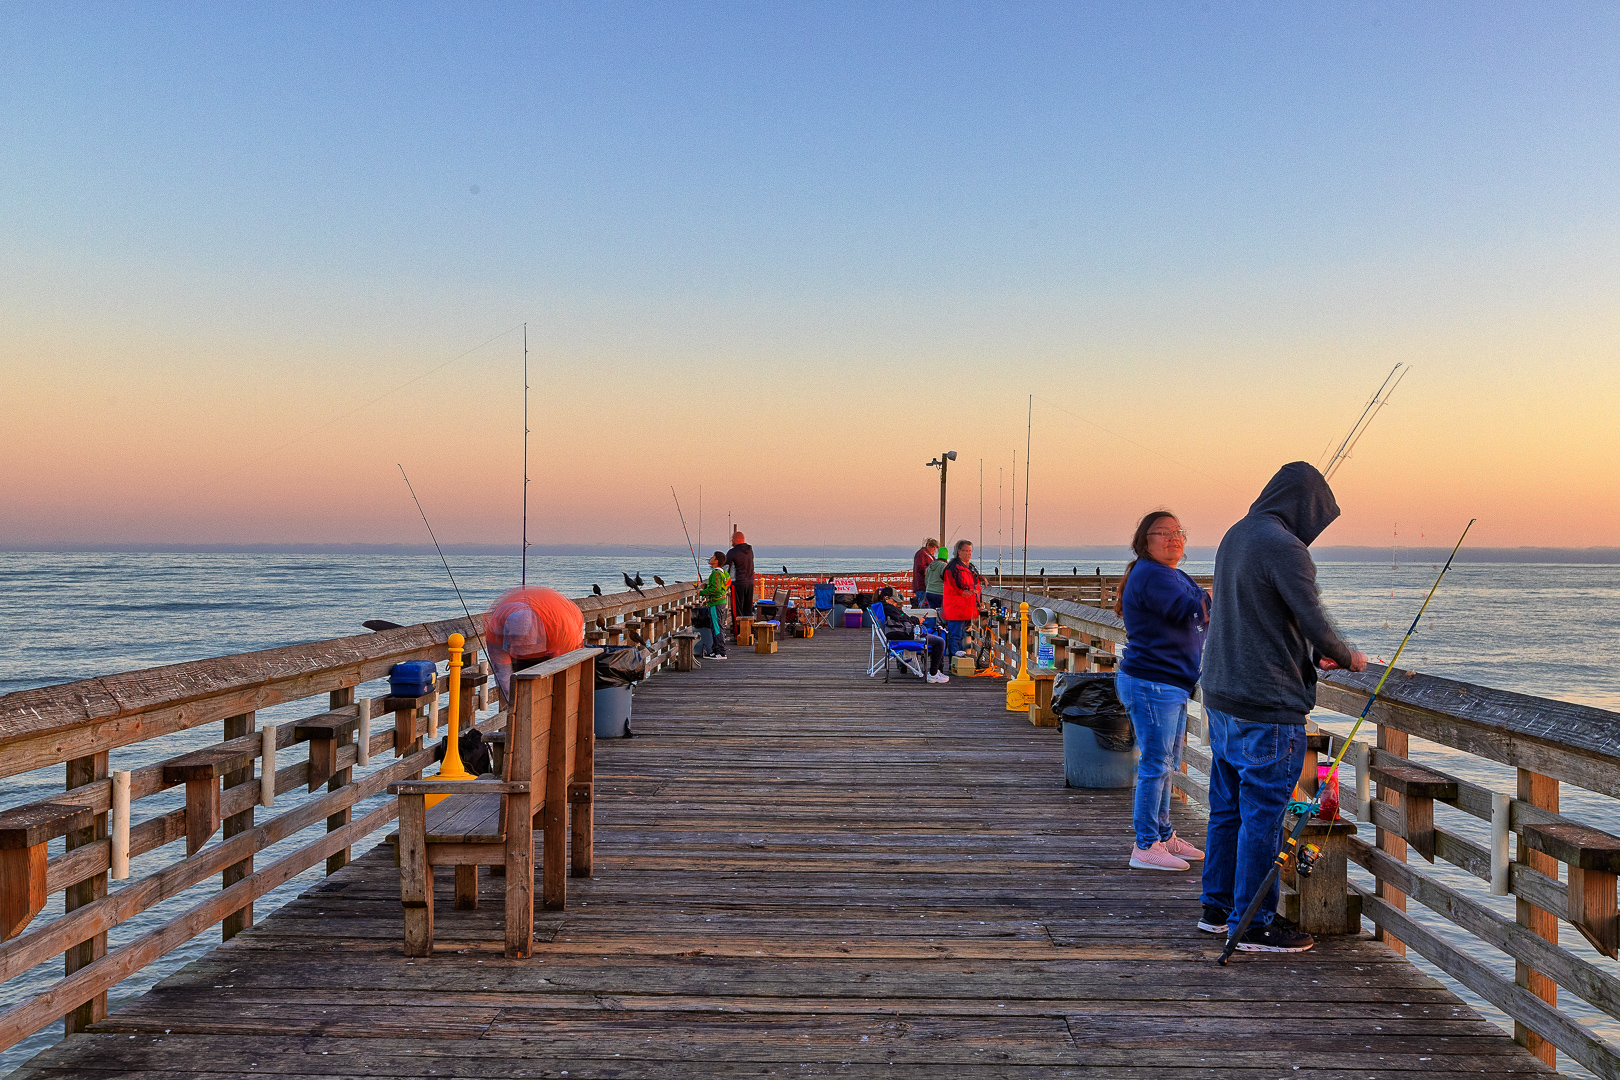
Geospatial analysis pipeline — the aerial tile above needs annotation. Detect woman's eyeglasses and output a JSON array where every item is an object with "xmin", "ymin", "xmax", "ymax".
[{"xmin": 1148, "ymin": 529, "xmax": 1189, "ymax": 541}]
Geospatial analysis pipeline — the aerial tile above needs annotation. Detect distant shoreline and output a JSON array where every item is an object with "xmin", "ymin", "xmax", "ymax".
[{"xmin": 4, "ymin": 543, "xmax": 1619, "ymax": 564}]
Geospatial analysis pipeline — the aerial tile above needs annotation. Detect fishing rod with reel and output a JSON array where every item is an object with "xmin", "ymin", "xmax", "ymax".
[{"xmin": 1218, "ymin": 517, "xmax": 1475, "ymax": 964}]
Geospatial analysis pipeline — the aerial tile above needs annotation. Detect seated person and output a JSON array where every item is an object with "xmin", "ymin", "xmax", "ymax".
[{"xmin": 876, "ymin": 587, "xmax": 949, "ymax": 684}]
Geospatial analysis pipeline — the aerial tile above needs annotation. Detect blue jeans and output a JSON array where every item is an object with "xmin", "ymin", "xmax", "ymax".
[
  {"xmin": 1200, "ymin": 707, "xmax": 1307, "ymax": 930},
  {"xmin": 708, "ymin": 605, "xmax": 727, "ymax": 656},
  {"xmin": 944, "ymin": 619, "xmax": 968, "ymax": 657},
  {"xmin": 1115, "ymin": 672, "xmax": 1188, "ymax": 849}
]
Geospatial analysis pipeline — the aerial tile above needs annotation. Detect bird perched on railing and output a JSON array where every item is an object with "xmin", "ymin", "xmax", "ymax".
[
  {"xmin": 633, "ymin": 572, "xmax": 645, "ymax": 587},
  {"xmin": 592, "ymin": 584, "xmax": 602, "ymax": 596},
  {"xmin": 622, "ymin": 572, "xmax": 645, "ymax": 597},
  {"xmin": 782, "ymin": 565, "xmax": 789, "ymax": 574},
  {"xmin": 654, "ymin": 576, "xmax": 665, "ymax": 586}
]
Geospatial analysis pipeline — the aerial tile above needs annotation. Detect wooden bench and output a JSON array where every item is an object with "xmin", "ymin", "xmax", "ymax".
[{"xmin": 388, "ymin": 645, "xmax": 599, "ymax": 959}]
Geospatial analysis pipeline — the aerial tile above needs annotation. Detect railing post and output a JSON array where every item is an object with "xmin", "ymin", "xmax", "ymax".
[
  {"xmin": 222, "ymin": 711, "xmax": 256, "ymax": 940},
  {"xmin": 326, "ymin": 687, "xmax": 354, "ymax": 874},
  {"xmin": 1373, "ymin": 725, "xmax": 1409, "ymax": 954},
  {"xmin": 1515, "ymin": 768, "xmax": 1559, "ymax": 1068},
  {"xmin": 63, "ymin": 750, "xmax": 109, "ymax": 1035}
]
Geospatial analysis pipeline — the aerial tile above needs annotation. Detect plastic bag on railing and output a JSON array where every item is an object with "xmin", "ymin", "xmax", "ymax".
[
  {"xmin": 1053, "ymin": 672, "xmax": 1134, "ymax": 752},
  {"xmin": 485, "ymin": 586, "xmax": 585, "ymax": 697}
]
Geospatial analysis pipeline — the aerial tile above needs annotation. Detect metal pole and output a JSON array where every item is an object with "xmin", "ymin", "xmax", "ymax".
[{"xmin": 938, "ymin": 453, "xmax": 948, "ymax": 548}]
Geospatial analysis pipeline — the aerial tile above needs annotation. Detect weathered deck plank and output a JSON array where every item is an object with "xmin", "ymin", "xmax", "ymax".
[{"xmin": 11, "ymin": 630, "xmax": 1558, "ymax": 1077}]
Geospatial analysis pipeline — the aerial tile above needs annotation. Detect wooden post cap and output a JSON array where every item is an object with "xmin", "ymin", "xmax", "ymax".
[
  {"xmin": 0, "ymin": 803, "xmax": 95, "ymax": 849},
  {"xmin": 1523, "ymin": 821, "xmax": 1620, "ymax": 873}
]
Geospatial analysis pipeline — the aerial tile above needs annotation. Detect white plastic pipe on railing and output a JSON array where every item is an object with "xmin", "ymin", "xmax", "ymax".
[
  {"xmin": 110, "ymin": 770, "xmax": 131, "ymax": 880},
  {"xmin": 260, "ymin": 724, "xmax": 277, "ymax": 807},
  {"xmin": 356, "ymin": 697, "xmax": 371, "ymax": 767},
  {"xmin": 1354, "ymin": 741, "xmax": 1371, "ymax": 822},
  {"xmin": 428, "ymin": 690, "xmax": 440, "ymax": 740},
  {"xmin": 1491, "ymin": 791, "xmax": 1512, "ymax": 896}
]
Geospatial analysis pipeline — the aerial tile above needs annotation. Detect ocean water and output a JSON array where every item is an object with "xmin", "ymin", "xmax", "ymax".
[{"xmin": 1, "ymin": 551, "xmax": 1618, "ymax": 1074}]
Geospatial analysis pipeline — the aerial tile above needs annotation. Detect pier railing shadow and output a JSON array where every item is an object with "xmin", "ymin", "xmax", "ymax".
[
  {"xmin": 986, "ymin": 583, "xmax": 1620, "ymax": 1078},
  {"xmin": 0, "ymin": 582, "xmax": 701, "ymax": 1055}
]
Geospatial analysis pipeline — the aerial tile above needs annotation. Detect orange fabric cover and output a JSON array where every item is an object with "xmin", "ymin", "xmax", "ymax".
[{"xmin": 485, "ymin": 586, "xmax": 585, "ymax": 663}]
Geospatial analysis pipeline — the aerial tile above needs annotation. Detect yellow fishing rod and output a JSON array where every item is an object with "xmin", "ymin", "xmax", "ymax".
[{"xmin": 1219, "ymin": 517, "xmax": 1475, "ymax": 964}]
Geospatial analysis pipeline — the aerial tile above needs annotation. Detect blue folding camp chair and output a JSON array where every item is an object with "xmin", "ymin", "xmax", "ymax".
[
  {"xmin": 806, "ymin": 583, "xmax": 836, "ymax": 630},
  {"xmin": 866, "ymin": 606, "xmax": 928, "ymax": 682}
]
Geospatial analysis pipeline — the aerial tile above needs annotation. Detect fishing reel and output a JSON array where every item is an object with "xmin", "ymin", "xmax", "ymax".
[{"xmin": 1295, "ymin": 843, "xmax": 1322, "ymax": 879}]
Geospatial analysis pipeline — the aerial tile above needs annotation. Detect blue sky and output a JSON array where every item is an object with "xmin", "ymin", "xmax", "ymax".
[{"xmin": 3, "ymin": 3, "xmax": 1618, "ymax": 548}]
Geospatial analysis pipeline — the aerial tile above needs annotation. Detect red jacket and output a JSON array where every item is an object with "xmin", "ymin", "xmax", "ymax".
[
  {"xmin": 911, "ymin": 547, "xmax": 934, "ymax": 593},
  {"xmin": 941, "ymin": 558, "xmax": 981, "ymax": 620}
]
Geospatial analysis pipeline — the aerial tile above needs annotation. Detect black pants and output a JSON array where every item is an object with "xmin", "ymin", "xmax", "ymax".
[{"xmin": 734, "ymin": 582, "xmax": 754, "ymax": 617}]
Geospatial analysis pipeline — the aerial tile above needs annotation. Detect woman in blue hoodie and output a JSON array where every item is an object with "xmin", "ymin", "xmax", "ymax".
[{"xmin": 1116, "ymin": 511, "xmax": 1211, "ymax": 872}]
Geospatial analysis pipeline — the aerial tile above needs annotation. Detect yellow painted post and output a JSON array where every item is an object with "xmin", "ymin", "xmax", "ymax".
[
  {"xmin": 427, "ymin": 632, "xmax": 474, "ymax": 808},
  {"xmin": 1005, "ymin": 602, "xmax": 1035, "ymax": 711}
]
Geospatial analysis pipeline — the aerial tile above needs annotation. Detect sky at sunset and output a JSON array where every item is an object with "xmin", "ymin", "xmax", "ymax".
[{"xmin": 4, "ymin": 3, "xmax": 1617, "ymax": 553}]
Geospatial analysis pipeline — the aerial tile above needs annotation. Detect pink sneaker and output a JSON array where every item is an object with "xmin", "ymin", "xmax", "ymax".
[
  {"xmin": 1163, "ymin": 833, "xmax": 1205, "ymax": 861},
  {"xmin": 1129, "ymin": 841, "xmax": 1191, "ymax": 872}
]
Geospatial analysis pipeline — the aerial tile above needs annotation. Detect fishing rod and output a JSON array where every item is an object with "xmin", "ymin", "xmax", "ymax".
[
  {"xmin": 399, "ymin": 464, "xmax": 504, "ymax": 706},
  {"xmin": 670, "ymin": 486, "xmax": 704, "ymax": 580},
  {"xmin": 1022, "ymin": 394, "xmax": 1032, "ymax": 579},
  {"xmin": 521, "ymin": 324, "xmax": 530, "ymax": 588},
  {"xmin": 1321, "ymin": 364, "xmax": 1409, "ymax": 482},
  {"xmin": 1219, "ymin": 517, "xmax": 1475, "ymax": 963}
]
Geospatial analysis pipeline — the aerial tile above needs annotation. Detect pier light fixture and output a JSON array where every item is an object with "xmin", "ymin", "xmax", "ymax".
[{"xmin": 925, "ymin": 451, "xmax": 957, "ymax": 551}]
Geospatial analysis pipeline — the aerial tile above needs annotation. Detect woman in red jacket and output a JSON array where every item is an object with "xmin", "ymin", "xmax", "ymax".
[{"xmin": 941, "ymin": 539, "xmax": 982, "ymax": 659}]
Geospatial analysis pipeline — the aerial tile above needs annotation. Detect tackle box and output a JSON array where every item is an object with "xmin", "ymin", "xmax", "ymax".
[{"xmin": 389, "ymin": 661, "xmax": 438, "ymax": 698}]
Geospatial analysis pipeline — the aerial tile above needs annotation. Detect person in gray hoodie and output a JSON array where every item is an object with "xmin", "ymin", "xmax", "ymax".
[{"xmin": 1198, "ymin": 462, "xmax": 1367, "ymax": 954}]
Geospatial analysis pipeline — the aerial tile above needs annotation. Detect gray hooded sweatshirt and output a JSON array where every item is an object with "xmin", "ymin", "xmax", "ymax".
[{"xmin": 1202, "ymin": 462, "xmax": 1355, "ymax": 726}]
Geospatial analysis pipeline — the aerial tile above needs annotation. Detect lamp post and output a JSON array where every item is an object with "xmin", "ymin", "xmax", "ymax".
[{"xmin": 926, "ymin": 451, "xmax": 957, "ymax": 547}]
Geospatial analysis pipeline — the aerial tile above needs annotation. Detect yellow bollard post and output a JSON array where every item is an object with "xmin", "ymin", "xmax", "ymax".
[
  {"xmin": 427, "ymin": 632, "xmax": 474, "ymax": 808},
  {"xmin": 1005, "ymin": 602, "xmax": 1035, "ymax": 711}
]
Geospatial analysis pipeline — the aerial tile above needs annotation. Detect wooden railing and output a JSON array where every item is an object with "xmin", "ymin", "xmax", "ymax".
[
  {"xmin": 986, "ymin": 585, "xmax": 1620, "ymax": 1077},
  {"xmin": 0, "ymin": 582, "xmax": 702, "ymax": 1053}
]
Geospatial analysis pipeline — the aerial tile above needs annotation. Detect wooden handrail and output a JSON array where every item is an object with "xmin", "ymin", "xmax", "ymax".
[
  {"xmin": 0, "ymin": 583, "xmax": 697, "ymax": 1052},
  {"xmin": 994, "ymin": 578, "xmax": 1620, "ymax": 1075}
]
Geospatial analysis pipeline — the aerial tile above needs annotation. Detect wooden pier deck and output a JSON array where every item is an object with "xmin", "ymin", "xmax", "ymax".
[{"xmin": 14, "ymin": 629, "xmax": 1556, "ymax": 1078}]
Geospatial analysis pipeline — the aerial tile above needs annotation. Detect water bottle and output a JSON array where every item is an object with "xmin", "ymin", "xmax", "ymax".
[{"xmin": 1317, "ymin": 764, "xmax": 1341, "ymax": 822}]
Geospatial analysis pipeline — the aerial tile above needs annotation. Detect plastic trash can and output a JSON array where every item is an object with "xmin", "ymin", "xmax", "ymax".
[
  {"xmin": 595, "ymin": 686, "xmax": 632, "ymax": 738},
  {"xmin": 1062, "ymin": 720, "xmax": 1137, "ymax": 788},
  {"xmin": 831, "ymin": 603, "xmax": 846, "ymax": 627}
]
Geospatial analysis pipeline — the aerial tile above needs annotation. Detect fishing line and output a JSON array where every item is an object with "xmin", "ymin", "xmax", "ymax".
[
  {"xmin": 398, "ymin": 464, "xmax": 502, "ymax": 706},
  {"xmin": 670, "ymin": 487, "xmax": 704, "ymax": 580},
  {"xmin": 1218, "ymin": 517, "xmax": 1474, "ymax": 964},
  {"xmin": 223, "ymin": 324, "xmax": 525, "ymax": 481},
  {"xmin": 1033, "ymin": 395, "xmax": 1241, "ymax": 494}
]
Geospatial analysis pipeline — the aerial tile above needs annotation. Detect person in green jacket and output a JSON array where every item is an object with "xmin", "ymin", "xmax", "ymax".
[
  {"xmin": 699, "ymin": 552, "xmax": 731, "ymax": 659},
  {"xmin": 923, "ymin": 552, "xmax": 948, "ymax": 611}
]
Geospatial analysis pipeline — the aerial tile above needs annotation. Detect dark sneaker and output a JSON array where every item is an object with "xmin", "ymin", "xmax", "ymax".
[
  {"xmin": 1234, "ymin": 920, "xmax": 1315, "ymax": 953},
  {"xmin": 1197, "ymin": 904, "xmax": 1229, "ymax": 934}
]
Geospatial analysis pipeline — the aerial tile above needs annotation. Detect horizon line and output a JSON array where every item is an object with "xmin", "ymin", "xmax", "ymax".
[{"xmin": 5, "ymin": 542, "xmax": 1620, "ymax": 564}]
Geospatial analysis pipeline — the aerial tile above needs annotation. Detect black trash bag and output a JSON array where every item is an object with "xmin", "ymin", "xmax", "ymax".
[
  {"xmin": 595, "ymin": 645, "xmax": 651, "ymax": 690},
  {"xmin": 433, "ymin": 726, "xmax": 494, "ymax": 776},
  {"xmin": 1053, "ymin": 672, "xmax": 1134, "ymax": 753}
]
